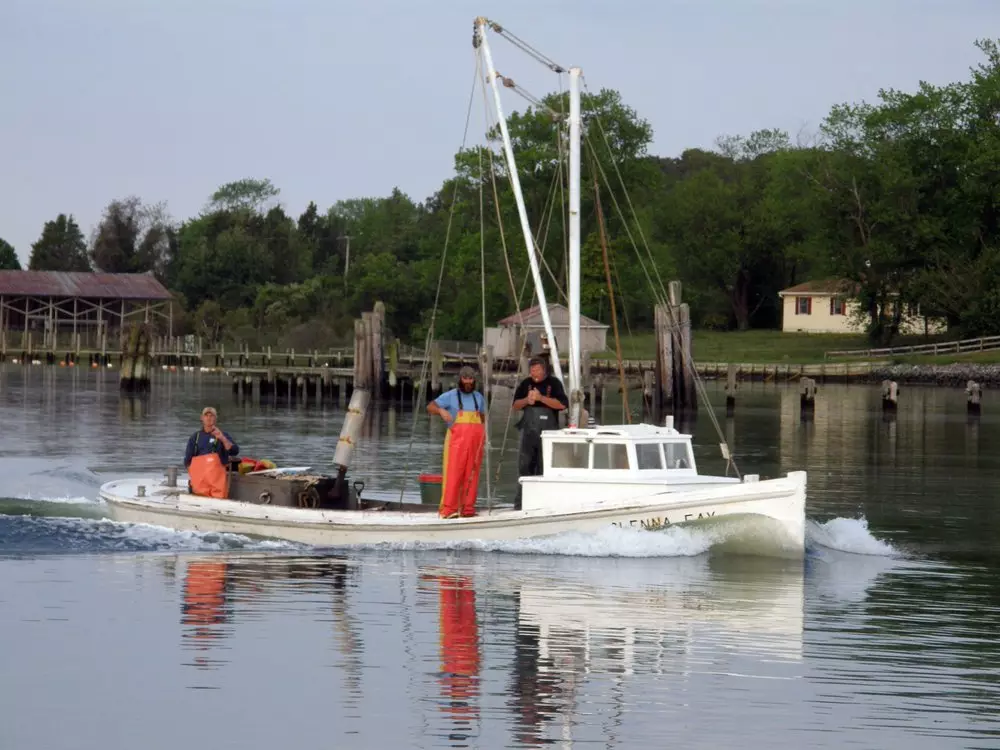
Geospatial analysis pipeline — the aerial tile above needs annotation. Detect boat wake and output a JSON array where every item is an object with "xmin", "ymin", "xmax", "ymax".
[
  {"xmin": 0, "ymin": 456, "xmax": 104, "ymax": 506},
  {"xmin": 805, "ymin": 516, "xmax": 898, "ymax": 556},
  {"xmin": 308, "ymin": 514, "xmax": 900, "ymax": 559},
  {"xmin": 0, "ymin": 514, "xmax": 303, "ymax": 557}
]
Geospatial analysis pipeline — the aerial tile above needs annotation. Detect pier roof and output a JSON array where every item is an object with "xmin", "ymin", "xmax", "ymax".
[{"xmin": 0, "ymin": 271, "xmax": 172, "ymax": 300}]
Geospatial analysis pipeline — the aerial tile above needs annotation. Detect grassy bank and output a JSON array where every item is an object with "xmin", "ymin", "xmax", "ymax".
[{"xmin": 595, "ymin": 330, "xmax": 963, "ymax": 365}]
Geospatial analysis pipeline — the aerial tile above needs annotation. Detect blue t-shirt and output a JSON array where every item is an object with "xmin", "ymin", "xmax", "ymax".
[{"xmin": 434, "ymin": 388, "xmax": 485, "ymax": 427}]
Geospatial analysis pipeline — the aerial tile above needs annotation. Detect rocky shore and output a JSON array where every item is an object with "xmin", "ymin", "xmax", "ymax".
[{"xmin": 867, "ymin": 363, "xmax": 999, "ymax": 388}]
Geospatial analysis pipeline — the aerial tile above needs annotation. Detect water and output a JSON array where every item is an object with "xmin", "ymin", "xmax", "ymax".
[{"xmin": 2, "ymin": 365, "xmax": 1000, "ymax": 748}]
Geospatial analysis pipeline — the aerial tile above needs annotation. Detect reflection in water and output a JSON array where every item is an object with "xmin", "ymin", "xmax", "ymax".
[
  {"xmin": 509, "ymin": 611, "xmax": 583, "ymax": 747},
  {"xmin": 498, "ymin": 554, "xmax": 808, "ymax": 746},
  {"xmin": 8, "ymin": 368, "xmax": 1000, "ymax": 747},
  {"xmin": 177, "ymin": 554, "xmax": 356, "ymax": 680},
  {"xmin": 420, "ymin": 573, "xmax": 481, "ymax": 742},
  {"xmin": 181, "ymin": 560, "xmax": 230, "ymax": 672}
]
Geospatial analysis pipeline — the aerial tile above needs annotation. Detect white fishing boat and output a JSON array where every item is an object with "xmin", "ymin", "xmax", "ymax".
[{"xmin": 99, "ymin": 18, "xmax": 807, "ymax": 557}]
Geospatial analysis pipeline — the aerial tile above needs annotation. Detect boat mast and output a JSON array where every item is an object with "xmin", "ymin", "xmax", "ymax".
[
  {"xmin": 474, "ymin": 18, "xmax": 564, "ymax": 385},
  {"xmin": 567, "ymin": 66, "xmax": 583, "ymax": 428}
]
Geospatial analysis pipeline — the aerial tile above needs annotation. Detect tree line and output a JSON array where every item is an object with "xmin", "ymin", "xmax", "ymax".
[{"xmin": 3, "ymin": 38, "xmax": 999, "ymax": 348}]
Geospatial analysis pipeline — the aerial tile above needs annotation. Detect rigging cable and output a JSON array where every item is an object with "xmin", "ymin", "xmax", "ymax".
[
  {"xmin": 395, "ymin": 54, "xmax": 482, "ymax": 506},
  {"xmin": 477, "ymin": 103, "xmax": 493, "ymax": 511},
  {"xmin": 581, "ymin": 76, "xmax": 740, "ymax": 476}
]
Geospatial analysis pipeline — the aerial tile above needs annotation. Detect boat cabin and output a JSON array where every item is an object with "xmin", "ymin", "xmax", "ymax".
[{"xmin": 539, "ymin": 420, "xmax": 698, "ymax": 480}]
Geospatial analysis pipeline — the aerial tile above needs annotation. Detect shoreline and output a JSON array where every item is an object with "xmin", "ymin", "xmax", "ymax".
[
  {"xmin": 0, "ymin": 359, "xmax": 993, "ymax": 390},
  {"xmin": 693, "ymin": 361, "xmax": 997, "ymax": 388}
]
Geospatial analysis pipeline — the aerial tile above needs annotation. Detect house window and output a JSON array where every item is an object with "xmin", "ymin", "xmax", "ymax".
[
  {"xmin": 551, "ymin": 442, "xmax": 589, "ymax": 469},
  {"xmin": 636, "ymin": 443, "xmax": 663, "ymax": 470},
  {"xmin": 906, "ymin": 302, "xmax": 920, "ymax": 317},
  {"xmin": 830, "ymin": 298, "xmax": 846, "ymax": 316},
  {"xmin": 593, "ymin": 442, "xmax": 630, "ymax": 470},
  {"xmin": 796, "ymin": 297, "xmax": 812, "ymax": 315}
]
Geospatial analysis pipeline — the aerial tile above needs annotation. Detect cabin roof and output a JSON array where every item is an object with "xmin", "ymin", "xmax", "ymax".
[
  {"xmin": 542, "ymin": 424, "xmax": 691, "ymax": 440},
  {"xmin": 498, "ymin": 303, "xmax": 608, "ymax": 329}
]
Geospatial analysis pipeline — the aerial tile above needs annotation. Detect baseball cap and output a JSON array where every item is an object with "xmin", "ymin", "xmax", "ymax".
[
  {"xmin": 201, "ymin": 406, "xmax": 217, "ymax": 417},
  {"xmin": 459, "ymin": 365, "xmax": 476, "ymax": 379}
]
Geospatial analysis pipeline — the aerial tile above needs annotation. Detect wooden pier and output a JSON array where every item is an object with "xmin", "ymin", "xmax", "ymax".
[{"xmin": 1, "ymin": 286, "xmax": 893, "ymax": 414}]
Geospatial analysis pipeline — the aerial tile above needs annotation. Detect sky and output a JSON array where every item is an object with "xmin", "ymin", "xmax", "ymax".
[{"xmin": 1, "ymin": 0, "xmax": 996, "ymax": 266}]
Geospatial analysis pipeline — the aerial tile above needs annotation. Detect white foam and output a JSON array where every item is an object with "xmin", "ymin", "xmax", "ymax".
[
  {"xmin": 6, "ymin": 515, "xmax": 304, "ymax": 554},
  {"xmin": 806, "ymin": 516, "xmax": 897, "ymax": 557},
  {"xmin": 118, "ymin": 520, "xmax": 304, "ymax": 552},
  {"xmin": 8, "ymin": 494, "xmax": 98, "ymax": 505},
  {"xmin": 0, "ymin": 457, "xmax": 103, "ymax": 504},
  {"xmin": 328, "ymin": 524, "xmax": 719, "ymax": 558}
]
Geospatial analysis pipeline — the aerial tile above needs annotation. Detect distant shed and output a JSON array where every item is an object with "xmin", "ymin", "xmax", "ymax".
[{"xmin": 0, "ymin": 271, "xmax": 174, "ymax": 351}]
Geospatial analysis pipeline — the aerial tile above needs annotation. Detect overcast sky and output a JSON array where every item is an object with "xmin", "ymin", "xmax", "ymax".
[{"xmin": 1, "ymin": 0, "xmax": 995, "ymax": 266}]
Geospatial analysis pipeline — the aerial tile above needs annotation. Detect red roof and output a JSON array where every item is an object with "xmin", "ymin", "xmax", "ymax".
[
  {"xmin": 778, "ymin": 279, "xmax": 859, "ymax": 297},
  {"xmin": 0, "ymin": 271, "xmax": 172, "ymax": 300}
]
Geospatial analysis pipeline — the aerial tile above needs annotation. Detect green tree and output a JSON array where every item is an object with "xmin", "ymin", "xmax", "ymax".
[
  {"xmin": 28, "ymin": 214, "xmax": 90, "ymax": 272},
  {"xmin": 207, "ymin": 178, "xmax": 280, "ymax": 213},
  {"xmin": 90, "ymin": 196, "xmax": 173, "ymax": 277},
  {"xmin": 0, "ymin": 238, "xmax": 20, "ymax": 270}
]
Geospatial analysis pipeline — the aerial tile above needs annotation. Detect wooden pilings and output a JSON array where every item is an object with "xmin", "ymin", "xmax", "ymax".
[
  {"xmin": 800, "ymin": 377, "xmax": 817, "ymax": 420},
  {"xmin": 881, "ymin": 379, "xmax": 899, "ymax": 412},
  {"xmin": 966, "ymin": 380, "xmax": 982, "ymax": 415},
  {"xmin": 120, "ymin": 323, "xmax": 152, "ymax": 392},
  {"xmin": 653, "ymin": 280, "xmax": 696, "ymax": 421},
  {"xmin": 725, "ymin": 363, "xmax": 737, "ymax": 416}
]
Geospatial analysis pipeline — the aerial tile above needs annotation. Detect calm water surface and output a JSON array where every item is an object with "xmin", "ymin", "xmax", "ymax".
[{"xmin": 1, "ymin": 366, "xmax": 999, "ymax": 749}]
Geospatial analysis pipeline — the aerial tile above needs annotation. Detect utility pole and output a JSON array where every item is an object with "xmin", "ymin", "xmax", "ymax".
[{"xmin": 339, "ymin": 233, "xmax": 352, "ymax": 289}]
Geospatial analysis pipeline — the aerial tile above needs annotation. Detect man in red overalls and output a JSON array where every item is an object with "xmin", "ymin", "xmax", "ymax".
[{"xmin": 426, "ymin": 366, "xmax": 486, "ymax": 518}]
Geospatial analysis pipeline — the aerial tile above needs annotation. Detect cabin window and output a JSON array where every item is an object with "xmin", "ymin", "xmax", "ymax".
[
  {"xmin": 551, "ymin": 441, "xmax": 589, "ymax": 469},
  {"xmin": 796, "ymin": 297, "xmax": 812, "ymax": 315},
  {"xmin": 663, "ymin": 442, "xmax": 691, "ymax": 469},
  {"xmin": 635, "ymin": 443, "xmax": 664, "ymax": 470},
  {"xmin": 593, "ymin": 442, "xmax": 630, "ymax": 470},
  {"xmin": 830, "ymin": 298, "xmax": 846, "ymax": 315}
]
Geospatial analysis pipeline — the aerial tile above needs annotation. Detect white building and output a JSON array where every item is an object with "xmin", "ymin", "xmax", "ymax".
[
  {"xmin": 778, "ymin": 279, "xmax": 947, "ymax": 335},
  {"xmin": 485, "ymin": 303, "xmax": 609, "ymax": 358}
]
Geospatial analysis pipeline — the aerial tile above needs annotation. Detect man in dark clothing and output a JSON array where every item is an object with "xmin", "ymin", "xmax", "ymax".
[{"xmin": 511, "ymin": 357, "xmax": 568, "ymax": 510}]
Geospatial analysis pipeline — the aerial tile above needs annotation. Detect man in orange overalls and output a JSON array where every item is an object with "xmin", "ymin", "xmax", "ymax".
[
  {"xmin": 426, "ymin": 366, "xmax": 486, "ymax": 518},
  {"xmin": 183, "ymin": 406, "xmax": 240, "ymax": 498}
]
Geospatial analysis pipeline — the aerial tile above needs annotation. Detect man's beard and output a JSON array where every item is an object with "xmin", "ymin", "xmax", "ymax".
[{"xmin": 460, "ymin": 381, "xmax": 475, "ymax": 393}]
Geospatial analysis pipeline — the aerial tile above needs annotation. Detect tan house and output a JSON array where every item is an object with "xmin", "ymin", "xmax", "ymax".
[
  {"xmin": 778, "ymin": 279, "xmax": 947, "ymax": 335},
  {"xmin": 485, "ymin": 303, "xmax": 609, "ymax": 358}
]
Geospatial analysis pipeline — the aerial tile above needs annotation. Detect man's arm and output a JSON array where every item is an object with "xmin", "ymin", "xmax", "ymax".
[
  {"xmin": 183, "ymin": 434, "xmax": 195, "ymax": 468},
  {"xmin": 428, "ymin": 390, "xmax": 454, "ymax": 422},
  {"xmin": 540, "ymin": 380, "xmax": 568, "ymax": 411},
  {"xmin": 512, "ymin": 379, "xmax": 531, "ymax": 411},
  {"xmin": 223, "ymin": 432, "xmax": 239, "ymax": 457}
]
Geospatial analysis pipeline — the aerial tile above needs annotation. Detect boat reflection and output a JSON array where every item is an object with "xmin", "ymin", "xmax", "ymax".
[
  {"xmin": 161, "ymin": 551, "xmax": 811, "ymax": 746},
  {"xmin": 496, "ymin": 554, "xmax": 806, "ymax": 745}
]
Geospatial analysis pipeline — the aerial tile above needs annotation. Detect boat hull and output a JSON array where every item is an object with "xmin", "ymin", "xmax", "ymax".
[{"xmin": 98, "ymin": 471, "xmax": 806, "ymax": 558}]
